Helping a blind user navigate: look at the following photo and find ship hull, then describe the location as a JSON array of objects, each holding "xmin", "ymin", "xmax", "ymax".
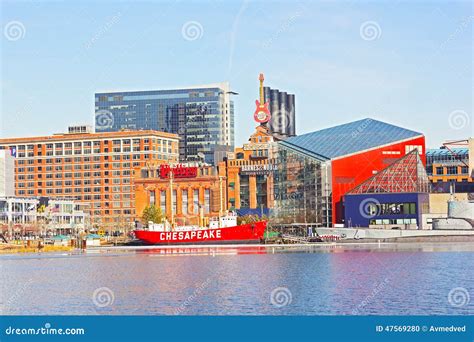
[{"xmin": 134, "ymin": 221, "xmax": 267, "ymax": 245}]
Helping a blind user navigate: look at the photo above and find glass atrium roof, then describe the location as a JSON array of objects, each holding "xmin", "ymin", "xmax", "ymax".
[
  {"xmin": 347, "ymin": 149, "xmax": 431, "ymax": 194},
  {"xmin": 426, "ymin": 148, "xmax": 468, "ymax": 157},
  {"xmin": 280, "ymin": 118, "xmax": 423, "ymax": 160}
]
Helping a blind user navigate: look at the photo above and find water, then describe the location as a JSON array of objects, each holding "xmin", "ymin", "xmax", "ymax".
[{"xmin": 1, "ymin": 242, "xmax": 473, "ymax": 315}]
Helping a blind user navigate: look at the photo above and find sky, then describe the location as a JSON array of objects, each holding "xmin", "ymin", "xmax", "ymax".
[{"xmin": 1, "ymin": 0, "xmax": 472, "ymax": 148}]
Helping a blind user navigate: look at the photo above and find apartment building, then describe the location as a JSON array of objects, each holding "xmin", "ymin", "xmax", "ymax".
[{"xmin": 0, "ymin": 129, "xmax": 179, "ymax": 228}]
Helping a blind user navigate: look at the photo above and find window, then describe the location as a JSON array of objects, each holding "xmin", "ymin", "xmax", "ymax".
[
  {"xmin": 370, "ymin": 202, "xmax": 417, "ymax": 216},
  {"xmin": 447, "ymin": 166, "xmax": 457, "ymax": 175},
  {"xmin": 405, "ymin": 145, "xmax": 423, "ymax": 155},
  {"xmin": 436, "ymin": 167, "xmax": 444, "ymax": 175},
  {"xmin": 160, "ymin": 190, "xmax": 166, "ymax": 213},
  {"xmin": 172, "ymin": 190, "xmax": 177, "ymax": 214},
  {"xmin": 193, "ymin": 189, "xmax": 199, "ymax": 214},
  {"xmin": 182, "ymin": 190, "xmax": 188, "ymax": 214}
]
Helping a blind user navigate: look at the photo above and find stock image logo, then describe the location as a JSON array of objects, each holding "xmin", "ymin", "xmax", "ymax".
[
  {"xmin": 448, "ymin": 287, "xmax": 470, "ymax": 308},
  {"xmin": 92, "ymin": 287, "xmax": 115, "ymax": 308},
  {"xmin": 95, "ymin": 110, "xmax": 114, "ymax": 130},
  {"xmin": 181, "ymin": 21, "xmax": 203, "ymax": 41},
  {"xmin": 4, "ymin": 20, "xmax": 26, "ymax": 41},
  {"xmin": 272, "ymin": 109, "xmax": 294, "ymax": 133},
  {"xmin": 359, "ymin": 21, "xmax": 382, "ymax": 41},
  {"xmin": 270, "ymin": 287, "xmax": 292, "ymax": 308},
  {"xmin": 359, "ymin": 198, "xmax": 380, "ymax": 219},
  {"xmin": 448, "ymin": 110, "xmax": 470, "ymax": 130}
]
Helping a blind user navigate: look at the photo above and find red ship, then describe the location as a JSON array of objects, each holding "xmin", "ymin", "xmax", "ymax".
[{"xmin": 134, "ymin": 214, "xmax": 267, "ymax": 245}]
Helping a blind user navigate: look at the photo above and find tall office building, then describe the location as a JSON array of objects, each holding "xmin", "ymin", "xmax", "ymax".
[
  {"xmin": 263, "ymin": 86, "xmax": 296, "ymax": 139},
  {"xmin": 0, "ymin": 129, "xmax": 179, "ymax": 227},
  {"xmin": 95, "ymin": 83, "xmax": 235, "ymax": 165}
]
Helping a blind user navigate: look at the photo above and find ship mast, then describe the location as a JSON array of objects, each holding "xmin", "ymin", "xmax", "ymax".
[{"xmin": 169, "ymin": 167, "xmax": 174, "ymax": 230}]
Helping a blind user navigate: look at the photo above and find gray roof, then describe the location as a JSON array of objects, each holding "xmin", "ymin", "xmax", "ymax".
[{"xmin": 280, "ymin": 118, "xmax": 423, "ymax": 160}]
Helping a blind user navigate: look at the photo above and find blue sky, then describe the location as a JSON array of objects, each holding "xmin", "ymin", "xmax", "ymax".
[{"xmin": 1, "ymin": 0, "xmax": 472, "ymax": 148}]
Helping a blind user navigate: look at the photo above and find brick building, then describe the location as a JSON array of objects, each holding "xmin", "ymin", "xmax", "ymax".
[
  {"xmin": 0, "ymin": 128, "xmax": 179, "ymax": 228},
  {"xmin": 134, "ymin": 163, "xmax": 226, "ymax": 226}
]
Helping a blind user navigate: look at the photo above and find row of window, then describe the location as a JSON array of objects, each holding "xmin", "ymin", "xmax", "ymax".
[
  {"xmin": 10, "ymin": 138, "xmax": 173, "ymax": 150},
  {"xmin": 16, "ymin": 178, "xmax": 131, "ymax": 186},
  {"xmin": 92, "ymin": 209, "xmax": 133, "ymax": 216},
  {"xmin": 18, "ymin": 185, "xmax": 131, "ymax": 192},
  {"xmin": 365, "ymin": 202, "xmax": 417, "ymax": 216},
  {"xmin": 17, "ymin": 162, "xmax": 139, "ymax": 171},
  {"xmin": 17, "ymin": 163, "xmax": 136, "ymax": 172},
  {"xmin": 369, "ymin": 218, "xmax": 418, "ymax": 225},
  {"xmin": 433, "ymin": 166, "xmax": 470, "ymax": 175},
  {"xmin": 18, "ymin": 169, "xmax": 132, "ymax": 179},
  {"xmin": 13, "ymin": 192, "xmax": 133, "ymax": 203},
  {"xmin": 16, "ymin": 170, "xmax": 132, "ymax": 179},
  {"xmin": 14, "ymin": 151, "xmax": 172, "ymax": 159},
  {"xmin": 151, "ymin": 189, "xmax": 211, "ymax": 214},
  {"xmin": 16, "ymin": 155, "xmax": 142, "ymax": 164}
]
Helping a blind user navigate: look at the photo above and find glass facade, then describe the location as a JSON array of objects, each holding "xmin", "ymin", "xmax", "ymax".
[
  {"xmin": 240, "ymin": 175, "xmax": 250, "ymax": 208},
  {"xmin": 426, "ymin": 148, "xmax": 469, "ymax": 175},
  {"xmin": 256, "ymin": 175, "xmax": 268, "ymax": 207},
  {"xmin": 272, "ymin": 144, "xmax": 332, "ymax": 226},
  {"xmin": 95, "ymin": 84, "xmax": 234, "ymax": 164}
]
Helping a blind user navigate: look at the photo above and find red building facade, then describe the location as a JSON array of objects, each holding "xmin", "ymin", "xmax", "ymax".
[
  {"xmin": 274, "ymin": 118, "xmax": 426, "ymax": 227},
  {"xmin": 331, "ymin": 136, "xmax": 426, "ymax": 225}
]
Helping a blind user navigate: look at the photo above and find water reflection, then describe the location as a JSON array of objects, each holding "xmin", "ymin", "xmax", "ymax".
[{"xmin": 0, "ymin": 242, "xmax": 472, "ymax": 315}]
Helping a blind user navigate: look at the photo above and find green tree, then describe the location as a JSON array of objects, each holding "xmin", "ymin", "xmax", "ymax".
[{"xmin": 141, "ymin": 205, "xmax": 164, "ymax": 225}]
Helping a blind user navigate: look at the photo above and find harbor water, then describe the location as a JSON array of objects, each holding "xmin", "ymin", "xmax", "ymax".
[{"xmin": 1, "ymin": 242, "xmax": 473, "ymax": 315}]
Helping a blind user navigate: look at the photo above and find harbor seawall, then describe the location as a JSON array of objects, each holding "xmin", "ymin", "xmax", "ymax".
[{"xmin": 315, "ymin": 227, "xmax": 474, "ymax": 240}]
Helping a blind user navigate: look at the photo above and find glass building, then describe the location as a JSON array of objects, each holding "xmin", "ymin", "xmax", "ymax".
[
  {"xmin": 271, "ymin": 118, "xmax": 425, "ymax": 227},
  {"xmin": 95, "ymin": 83, "xmax": 235, "ymax": 164},
  {"xmin": 271, "ymin": 144, "xmax": 332, "ymax": 226},
  {"xmin": 426, "ymin": 147, "xmax": 469, "ymax": 176}
]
